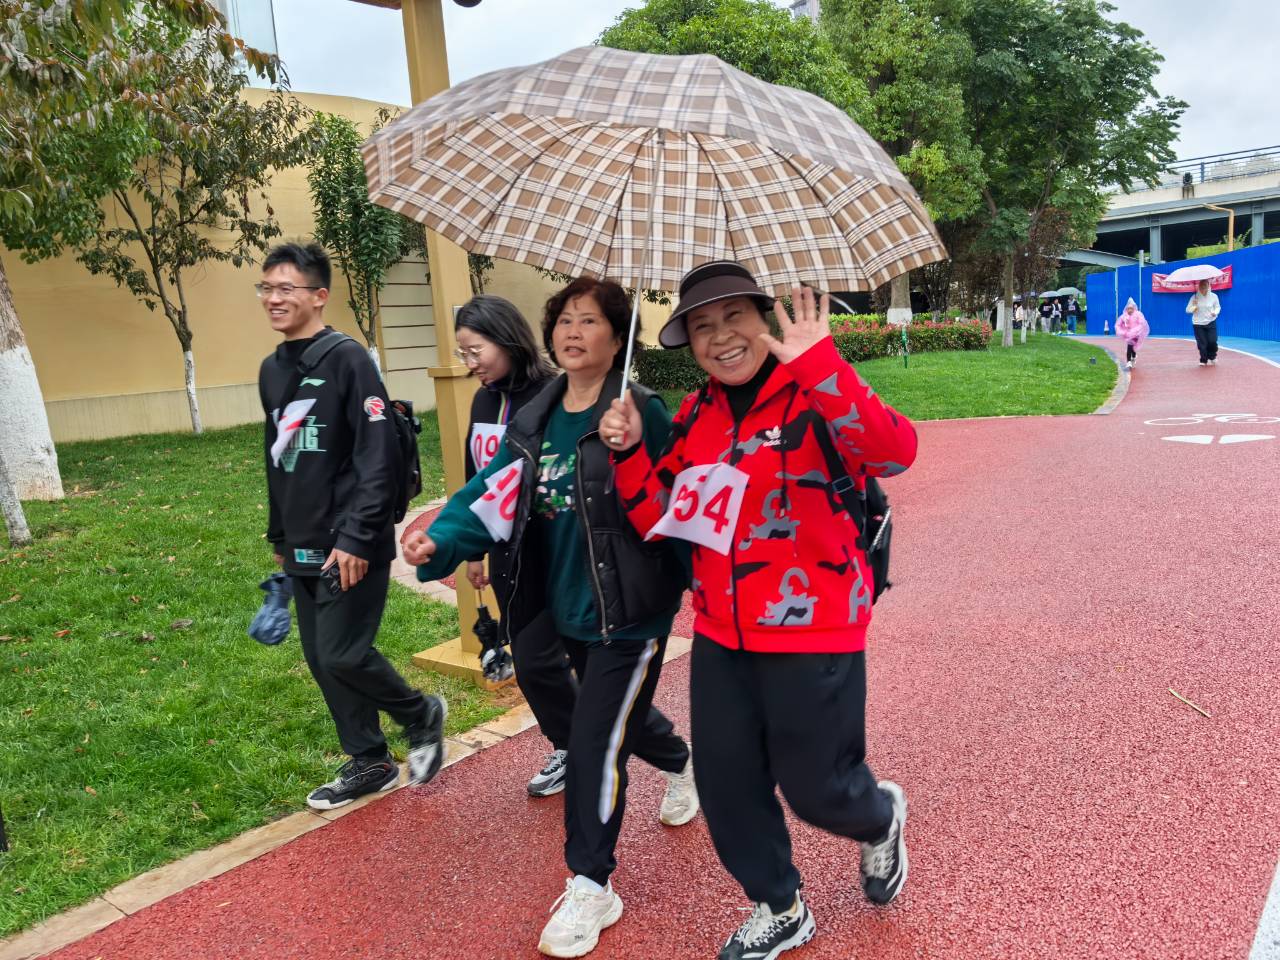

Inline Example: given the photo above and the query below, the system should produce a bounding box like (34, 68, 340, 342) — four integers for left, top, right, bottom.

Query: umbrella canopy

(1039, 289, 1061, 298)
(1055, 286, 1084, 298)
(1162, 264, 1225, 284)
(362, 45, 946, 293)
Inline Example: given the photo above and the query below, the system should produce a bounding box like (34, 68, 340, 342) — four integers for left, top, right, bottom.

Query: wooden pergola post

(351, 0, 484, 682)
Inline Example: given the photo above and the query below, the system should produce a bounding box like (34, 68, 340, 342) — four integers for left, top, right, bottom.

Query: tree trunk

(0, 451, 32, 546)
(368, 345, 382, 377)
(0, 255, 63, 500)
(182, 348, 203, 434)
(1001, 255, 1016, 348)
(886, 274, 912, 326)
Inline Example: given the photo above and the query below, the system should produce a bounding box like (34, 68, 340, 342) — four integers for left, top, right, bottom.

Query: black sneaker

(859, 780, 908, 905)
(718, 895, 815, 960)
(306, 754, 398, 810)
(527, 749, 568, 797)
(406, 694, 447, 786)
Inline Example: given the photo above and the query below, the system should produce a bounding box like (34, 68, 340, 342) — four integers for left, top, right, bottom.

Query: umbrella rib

(690, 133, 740, 266)
(465, 118, 591, 260)
(600, 128, 657, 282)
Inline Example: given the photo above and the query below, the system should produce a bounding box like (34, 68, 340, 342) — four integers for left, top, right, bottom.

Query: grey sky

(270, 0, 1277, 161)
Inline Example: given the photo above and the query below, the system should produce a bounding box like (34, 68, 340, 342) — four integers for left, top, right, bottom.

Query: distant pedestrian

(1187, 279, 1221, 365)
(1065, 296, 1081, 334)
(1038, 298, 1053, 333)
(1050, 298, 1064, 334)
(1115, 298, 1149, 370)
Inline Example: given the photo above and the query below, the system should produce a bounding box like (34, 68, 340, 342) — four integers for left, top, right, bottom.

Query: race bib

(470, 458, 525, 542)
(470, 422, 507, 471)
(646, 462, 749, 555)
(271, 399, 316, 467)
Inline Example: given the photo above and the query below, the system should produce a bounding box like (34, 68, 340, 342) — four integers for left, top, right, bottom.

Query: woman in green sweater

(402, 277, 696, 959)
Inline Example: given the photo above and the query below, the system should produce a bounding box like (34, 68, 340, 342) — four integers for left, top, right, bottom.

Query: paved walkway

(25, 339, 1280, 959)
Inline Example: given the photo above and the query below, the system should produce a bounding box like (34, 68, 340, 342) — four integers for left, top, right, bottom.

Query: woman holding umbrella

(402, 277, 698, 958)
(1115, 297, 1149, 370)
(602, 262, 916, 960)
(1187, 278, 1222, 365)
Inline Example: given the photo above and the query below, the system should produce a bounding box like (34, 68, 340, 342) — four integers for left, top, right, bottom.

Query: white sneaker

(537, 877, 623, 957)
(1125, 361, 1132, 370)
(659, 757, 699, 826)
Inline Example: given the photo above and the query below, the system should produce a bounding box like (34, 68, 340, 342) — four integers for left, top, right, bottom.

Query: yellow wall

(4, 87, 673, 443)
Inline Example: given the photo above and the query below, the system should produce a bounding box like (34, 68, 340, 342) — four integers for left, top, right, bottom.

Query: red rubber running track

(46, 338, 1280, 960)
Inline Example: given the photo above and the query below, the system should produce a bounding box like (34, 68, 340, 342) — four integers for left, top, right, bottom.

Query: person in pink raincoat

(1115, 297, 1149, 370)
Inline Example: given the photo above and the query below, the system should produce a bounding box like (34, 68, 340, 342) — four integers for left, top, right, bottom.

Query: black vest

(488, 369, 687, 643)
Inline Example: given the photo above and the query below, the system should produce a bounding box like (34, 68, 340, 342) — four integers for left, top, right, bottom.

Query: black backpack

(810, 420, 893, 603)
(279, 332, 423, 524)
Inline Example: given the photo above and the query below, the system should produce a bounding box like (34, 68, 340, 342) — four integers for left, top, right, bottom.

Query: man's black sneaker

(527, 749, 568, 797)
(859, 780, 908, 905)
(306, 755, 398, 810)
(406, 694, 447, 786)
(718, 895, 815, 960)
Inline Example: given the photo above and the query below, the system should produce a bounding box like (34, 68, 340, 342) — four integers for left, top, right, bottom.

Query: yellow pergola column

(351, 0, 485, 683)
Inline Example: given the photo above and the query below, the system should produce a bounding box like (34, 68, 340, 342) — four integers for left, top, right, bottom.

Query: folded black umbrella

(474, 604, 513, 683)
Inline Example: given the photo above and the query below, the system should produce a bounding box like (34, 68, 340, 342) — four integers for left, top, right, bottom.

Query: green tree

(308, 111, 405, 373)
(76, 26, 313, 433)
(0, 0, 256, 539)
(821, 0, 984, 321)
(600, 0, 866, 119)
(961, 0, 1184, 347)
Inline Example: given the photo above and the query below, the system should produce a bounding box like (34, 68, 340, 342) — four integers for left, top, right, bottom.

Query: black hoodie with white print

(258, 329, 398, 576)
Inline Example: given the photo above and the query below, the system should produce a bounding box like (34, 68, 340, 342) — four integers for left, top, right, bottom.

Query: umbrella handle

(620, 129, 663, 402)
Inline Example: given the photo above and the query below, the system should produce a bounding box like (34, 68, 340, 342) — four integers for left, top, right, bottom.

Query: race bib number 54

(645, 462, 748, 555)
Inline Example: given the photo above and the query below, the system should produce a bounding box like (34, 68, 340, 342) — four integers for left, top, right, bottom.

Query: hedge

(633, 315, 991, 392)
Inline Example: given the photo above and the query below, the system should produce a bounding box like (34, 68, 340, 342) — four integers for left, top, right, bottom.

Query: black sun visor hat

(658, 261, 776, 349)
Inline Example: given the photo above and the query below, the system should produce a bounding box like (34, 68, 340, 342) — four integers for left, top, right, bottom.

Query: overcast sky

(269, 0, 1277, 162)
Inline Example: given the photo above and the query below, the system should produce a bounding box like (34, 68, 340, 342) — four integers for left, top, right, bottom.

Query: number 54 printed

(646, 462, 749, 555)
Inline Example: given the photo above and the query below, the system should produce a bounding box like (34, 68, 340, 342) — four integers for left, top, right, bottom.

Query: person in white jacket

(1186, 279, 1221, 365)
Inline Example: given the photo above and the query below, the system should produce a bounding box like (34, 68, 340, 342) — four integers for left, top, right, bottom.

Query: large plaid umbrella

(362, 45, 947, 296)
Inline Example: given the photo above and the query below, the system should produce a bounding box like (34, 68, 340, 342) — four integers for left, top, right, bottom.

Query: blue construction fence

(1085, 241, 1280, 341)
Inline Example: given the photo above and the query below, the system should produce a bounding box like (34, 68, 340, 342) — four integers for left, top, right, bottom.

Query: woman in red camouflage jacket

(601, 260, 917, 960)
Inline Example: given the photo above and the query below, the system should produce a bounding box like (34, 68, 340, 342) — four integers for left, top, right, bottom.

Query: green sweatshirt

(418, 394, 678, 641)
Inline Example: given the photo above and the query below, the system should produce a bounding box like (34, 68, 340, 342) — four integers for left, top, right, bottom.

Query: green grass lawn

(0, 419, 503, 938)
(854, 333, 1117, 420)
(660, 333, 1116, 420)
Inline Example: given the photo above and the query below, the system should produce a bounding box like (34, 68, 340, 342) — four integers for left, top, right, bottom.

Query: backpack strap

(808, 415, 871, 551)
(275, 332, 354, 413)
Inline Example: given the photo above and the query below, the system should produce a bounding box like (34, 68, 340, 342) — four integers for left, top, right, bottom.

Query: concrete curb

(1087, 339, 1130, 415)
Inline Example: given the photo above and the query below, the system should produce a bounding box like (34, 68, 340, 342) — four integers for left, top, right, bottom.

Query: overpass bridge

(1090, 145, 1280, 263)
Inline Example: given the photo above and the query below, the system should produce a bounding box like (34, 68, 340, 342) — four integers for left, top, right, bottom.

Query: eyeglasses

(255, 282, 322, 298)
(453, 346, 488, 364)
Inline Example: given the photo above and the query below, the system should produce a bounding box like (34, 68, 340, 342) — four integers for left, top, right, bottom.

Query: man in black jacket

(258, 242, 445, 809)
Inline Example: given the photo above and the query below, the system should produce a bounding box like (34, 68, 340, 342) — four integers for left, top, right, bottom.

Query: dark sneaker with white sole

(860, 780, 908, 905)
(406, 694, 447, 786)
(306, 754, 398, 810)
(528, 749, 569, 797)
(718, 895, 815, 960)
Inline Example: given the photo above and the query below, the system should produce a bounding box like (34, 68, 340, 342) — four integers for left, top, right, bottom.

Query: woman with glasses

(452, 295, 574, 798)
